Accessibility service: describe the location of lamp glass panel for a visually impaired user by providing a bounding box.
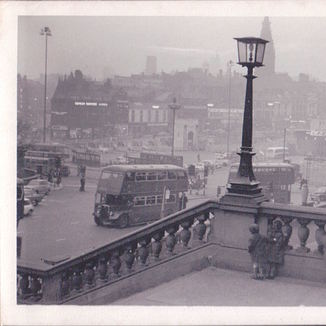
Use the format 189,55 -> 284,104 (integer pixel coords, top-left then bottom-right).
237,41 -> 247,63
255,43 -> 266,64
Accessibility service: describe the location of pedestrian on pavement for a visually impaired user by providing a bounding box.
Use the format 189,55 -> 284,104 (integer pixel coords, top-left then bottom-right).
216,185 -> 221,199
267,220 -> 284,279
248,224 -> 268,280
80,176 -> 85,192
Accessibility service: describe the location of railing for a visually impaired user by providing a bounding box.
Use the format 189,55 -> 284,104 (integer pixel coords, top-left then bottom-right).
260,202 -> 326,256
17,200 -> 219,304
17,199 -> 326,305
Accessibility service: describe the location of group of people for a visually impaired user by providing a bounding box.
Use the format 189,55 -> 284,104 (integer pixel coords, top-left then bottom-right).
47,169 -> 62,188
248,220 -> 285,280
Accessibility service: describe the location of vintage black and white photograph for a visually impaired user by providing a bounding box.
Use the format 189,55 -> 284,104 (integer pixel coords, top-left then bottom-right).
2,1 -> 326,325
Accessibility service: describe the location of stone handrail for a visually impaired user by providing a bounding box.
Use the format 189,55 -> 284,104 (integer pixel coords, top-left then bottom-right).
259,202 -> 326,256
17,200 -> 219,304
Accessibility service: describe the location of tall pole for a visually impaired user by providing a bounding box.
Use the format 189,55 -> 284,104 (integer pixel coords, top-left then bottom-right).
169,97 -> 180,157
43,33 -> 48,143
226,60 -> 233,158
40,27 -> 51,143
172,108 -> 176,156
283,128 -> 286,162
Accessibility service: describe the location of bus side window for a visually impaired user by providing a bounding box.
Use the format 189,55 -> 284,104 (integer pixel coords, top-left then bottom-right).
135,172 -> 146,181
166,194 -> 176,203
168,171 -> 177,180
158,171 -> 167,180
146,196 -> 156,205
176,171 -> 186,179
147,172 -> 157,181
126,172 -> 135,181
156,195 -> 163,204
134,196 -> 145,206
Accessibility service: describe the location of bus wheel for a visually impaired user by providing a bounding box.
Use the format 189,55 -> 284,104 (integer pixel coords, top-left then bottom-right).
119,214 -> 129,228
94,215 -> 102,226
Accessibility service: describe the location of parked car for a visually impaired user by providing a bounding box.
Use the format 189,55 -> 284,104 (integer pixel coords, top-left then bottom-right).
24,186 -> 43,206
24,198 -> 34,216
27,179 -> 51,196
99,145 -> 109,154
310,186 -> 326,203
314,201 -> 326,209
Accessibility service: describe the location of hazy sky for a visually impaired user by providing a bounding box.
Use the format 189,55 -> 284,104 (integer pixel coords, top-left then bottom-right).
18,16 -> 326,81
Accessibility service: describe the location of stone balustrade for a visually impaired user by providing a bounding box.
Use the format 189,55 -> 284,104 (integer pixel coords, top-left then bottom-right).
17,199 -> 326,305
17,200 -> 218,304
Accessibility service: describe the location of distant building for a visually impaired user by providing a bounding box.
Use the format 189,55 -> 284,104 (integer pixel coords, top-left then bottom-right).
128,102 -> 169,137
145,56 -> 157,75
50,70 -> 128,140
174,119 -> 199,151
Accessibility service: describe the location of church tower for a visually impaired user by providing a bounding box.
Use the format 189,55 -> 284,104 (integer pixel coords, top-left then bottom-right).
260,17 -> 275,76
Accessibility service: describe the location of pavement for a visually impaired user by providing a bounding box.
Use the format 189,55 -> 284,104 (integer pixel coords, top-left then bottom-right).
114,266 -> 326,306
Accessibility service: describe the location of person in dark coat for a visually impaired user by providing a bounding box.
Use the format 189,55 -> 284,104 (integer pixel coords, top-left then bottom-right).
248,224 -> 268,280
267,220 -> 284,279
80,175 -> 85,192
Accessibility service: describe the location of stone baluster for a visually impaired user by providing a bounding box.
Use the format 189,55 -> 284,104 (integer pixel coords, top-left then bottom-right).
281,216 -> 293,250
314,220 -> 326,255
138,238 -> 150,266
30,276 -> 42,301
124,244 -> 136,273
97,256 -> 108,282
180,219 -> 193,249
296,218 -> 311,253
110,250 -> 121,277
152,231 -> 164,261
19,273 -> 30,298
60,272 -> 71,298
85,262 -> 95,288
165,225 -> 178,256
72,267 -> 83,292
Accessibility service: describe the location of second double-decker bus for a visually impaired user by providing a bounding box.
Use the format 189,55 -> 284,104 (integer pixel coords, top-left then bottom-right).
93,164 -> 188,228
228,162 -> 295,204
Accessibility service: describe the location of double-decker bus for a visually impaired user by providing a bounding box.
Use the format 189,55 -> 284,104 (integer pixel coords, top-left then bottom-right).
228,162 -> 295,204
93,164 -> 188,227
24,156 -> 56,176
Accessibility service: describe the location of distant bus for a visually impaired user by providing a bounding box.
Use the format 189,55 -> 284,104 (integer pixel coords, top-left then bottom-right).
266,147 -> 289,160
30,143 -> 70,159
228,162 -> 295,204
24,156 -> 56,176
93,164 -> 188,227
72,149 -> 101,167
127,152 -> 183,167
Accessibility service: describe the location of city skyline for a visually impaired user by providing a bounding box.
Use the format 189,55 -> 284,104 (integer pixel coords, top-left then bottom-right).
18,16 -> 326,82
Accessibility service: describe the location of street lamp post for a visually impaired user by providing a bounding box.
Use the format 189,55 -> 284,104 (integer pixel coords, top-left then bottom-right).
225,37 -> 268,199
226,60 -> 234,158
169,97 -> 181,156
40,26 -> 52,143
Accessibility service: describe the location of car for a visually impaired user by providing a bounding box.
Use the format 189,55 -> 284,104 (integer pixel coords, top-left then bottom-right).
310,186 -> 326,203
314,201 -> 326,209
27,179 -> 51,196
24,198 -> 34,216
99,145 -> 109,154
24,186 -> 43,206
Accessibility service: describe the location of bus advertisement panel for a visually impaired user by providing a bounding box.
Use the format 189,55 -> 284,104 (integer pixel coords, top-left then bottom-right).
93,164 -> 188,228
228,162 -> 295,204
